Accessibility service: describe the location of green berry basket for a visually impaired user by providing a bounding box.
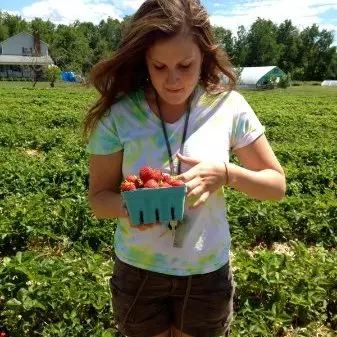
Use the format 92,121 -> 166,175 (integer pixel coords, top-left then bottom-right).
121,185 -> 187,225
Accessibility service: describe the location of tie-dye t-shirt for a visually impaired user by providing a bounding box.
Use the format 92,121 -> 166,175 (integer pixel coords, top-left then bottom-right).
86,84 -> 265,276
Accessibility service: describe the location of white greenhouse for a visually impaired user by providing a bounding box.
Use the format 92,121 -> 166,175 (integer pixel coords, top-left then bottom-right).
237,66 -> 287,88
321,80 -> 337,86
222,66 -> 287,89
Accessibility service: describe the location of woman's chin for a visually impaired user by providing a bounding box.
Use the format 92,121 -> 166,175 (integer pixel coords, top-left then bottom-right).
163,90 -> 187,104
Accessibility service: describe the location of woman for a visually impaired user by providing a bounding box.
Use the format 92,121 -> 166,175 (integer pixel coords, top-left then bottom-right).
84,0 -> 286,336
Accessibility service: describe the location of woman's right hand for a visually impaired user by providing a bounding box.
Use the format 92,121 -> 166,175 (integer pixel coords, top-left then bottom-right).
123,207 -> 161,231
131,222 -> 162,231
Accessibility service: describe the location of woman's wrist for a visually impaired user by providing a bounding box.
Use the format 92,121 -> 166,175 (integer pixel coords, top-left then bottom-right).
224,162 -> 238,188
223,162 -> 229,186
222,163 -> 285,200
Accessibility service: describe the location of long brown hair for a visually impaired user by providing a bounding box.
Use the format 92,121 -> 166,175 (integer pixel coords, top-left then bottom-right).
83,0 -> 237,139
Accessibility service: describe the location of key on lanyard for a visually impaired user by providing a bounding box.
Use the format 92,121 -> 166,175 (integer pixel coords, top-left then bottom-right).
170,220 -> 178,247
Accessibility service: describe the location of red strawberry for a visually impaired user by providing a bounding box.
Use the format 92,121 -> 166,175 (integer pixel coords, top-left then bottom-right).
144,179 -> 159,188
125,175 -> 138,183
162,174 -> 173,184
0,332 -> 7,337
139,166 -> 154,183
170,179 -> 185,186
160,182 -> 171,188
121,181 -> 136,191
150,169 -> 164,182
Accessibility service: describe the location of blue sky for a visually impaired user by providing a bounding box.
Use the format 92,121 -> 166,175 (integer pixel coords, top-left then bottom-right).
1,0 -> 337,45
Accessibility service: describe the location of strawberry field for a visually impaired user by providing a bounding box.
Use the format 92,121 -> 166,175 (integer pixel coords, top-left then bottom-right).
0,81 -> 336,337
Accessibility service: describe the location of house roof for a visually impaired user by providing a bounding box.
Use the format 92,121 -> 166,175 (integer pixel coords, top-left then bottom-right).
0,55 -> 54,65
0,31 -> 49,47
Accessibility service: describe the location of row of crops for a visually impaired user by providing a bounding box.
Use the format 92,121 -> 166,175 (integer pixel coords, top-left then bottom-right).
0,82 -> 336,336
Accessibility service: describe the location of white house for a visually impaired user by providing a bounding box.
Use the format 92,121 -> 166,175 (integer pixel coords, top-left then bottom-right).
0,31 -> 54,79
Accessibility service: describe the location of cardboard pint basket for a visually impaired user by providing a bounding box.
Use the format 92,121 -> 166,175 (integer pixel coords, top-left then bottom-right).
121,185 -> 187,225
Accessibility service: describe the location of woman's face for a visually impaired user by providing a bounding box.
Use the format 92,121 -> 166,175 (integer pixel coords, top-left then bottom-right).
146,34 -> 203,106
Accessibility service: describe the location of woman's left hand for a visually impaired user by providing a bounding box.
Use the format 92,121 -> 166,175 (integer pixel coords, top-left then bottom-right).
176,153 -> 228,209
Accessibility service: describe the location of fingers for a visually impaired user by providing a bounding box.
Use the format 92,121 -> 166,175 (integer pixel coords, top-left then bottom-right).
185,178 -> 201,197
176,153 -> 200,167
130,222 -> 162,231
185,179 -> 210,208
189,191 -> 210,209
176,167 -> 197,183
126,213 -> 162,230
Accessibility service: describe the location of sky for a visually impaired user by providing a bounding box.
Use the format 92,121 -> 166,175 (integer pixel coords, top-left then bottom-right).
1,0 -> 337,45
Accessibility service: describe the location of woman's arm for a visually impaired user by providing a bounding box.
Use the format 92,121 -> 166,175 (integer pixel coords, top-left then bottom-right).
88,151 -> 128,219
228,134 -> 286,200
176,134 -> 286,208
88,152 -> 161,230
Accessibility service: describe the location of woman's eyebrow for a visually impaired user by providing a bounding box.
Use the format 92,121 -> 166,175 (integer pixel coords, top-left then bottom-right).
150,57 -> 194,64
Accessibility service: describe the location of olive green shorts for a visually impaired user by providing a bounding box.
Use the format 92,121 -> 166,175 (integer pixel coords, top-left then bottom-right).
109,256 -> 234,337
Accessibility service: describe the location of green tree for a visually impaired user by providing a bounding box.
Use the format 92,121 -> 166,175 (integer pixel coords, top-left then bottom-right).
233,25 -> 249,67
0,24 -> 9,42
299,24 -> 336,80
98,17 -> 123,51
0,12 -> 10,41
92,38 -> 112,63
2,12 -> 28,36
50,24 -> 93,75
74,21 -> 111,65
29,18 -> 55,45
277,20 -> 300,74
246,18 -> 281,66
212,26 -> 234,58
326,53 -> 337,79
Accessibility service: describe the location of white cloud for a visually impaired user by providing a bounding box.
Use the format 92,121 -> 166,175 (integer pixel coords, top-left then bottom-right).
8,0 -> 337,44
121,0 -> 146,10
19,0 -> 143,25
210,0 -> 337,44
16,0 -> 147,25
4,10 -> 21,16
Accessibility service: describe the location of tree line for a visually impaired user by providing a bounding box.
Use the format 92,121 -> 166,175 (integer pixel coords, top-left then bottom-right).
1,11 -> 336,81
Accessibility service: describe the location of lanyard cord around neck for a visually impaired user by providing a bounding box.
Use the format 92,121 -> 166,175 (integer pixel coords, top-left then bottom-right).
155,92 -> 192,175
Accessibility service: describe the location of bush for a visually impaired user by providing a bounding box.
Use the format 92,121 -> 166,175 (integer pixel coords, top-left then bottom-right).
46,65 -> 61,88
278,74 -> 291,89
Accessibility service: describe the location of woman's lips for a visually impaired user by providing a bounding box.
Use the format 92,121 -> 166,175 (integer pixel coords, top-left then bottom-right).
166,88 -> 183,93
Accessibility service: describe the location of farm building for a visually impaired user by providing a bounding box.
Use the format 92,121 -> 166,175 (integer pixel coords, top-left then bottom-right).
0,31 -> 54,79
222,66 -> 287,88
237,66 -> 287,88
321,80 -> 337,86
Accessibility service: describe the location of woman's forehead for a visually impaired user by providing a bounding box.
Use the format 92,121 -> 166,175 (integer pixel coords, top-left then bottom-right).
147,35 -> 200,62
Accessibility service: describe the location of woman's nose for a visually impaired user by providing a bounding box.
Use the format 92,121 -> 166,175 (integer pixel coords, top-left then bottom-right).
166,70 -> 180,86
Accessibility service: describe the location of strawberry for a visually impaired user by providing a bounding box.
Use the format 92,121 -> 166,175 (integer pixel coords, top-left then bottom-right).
162,174 -> 173,184
160,182 -> 171,188
125,175 -> 138,184
121,181 -> 136,191
139,166 -> 154,183
150,169 -> 164,182
144,179 -> 159,188
0,332 -> 7,337
170,179 -> 185,186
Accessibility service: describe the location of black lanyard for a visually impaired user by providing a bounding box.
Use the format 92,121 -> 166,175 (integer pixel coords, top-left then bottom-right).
155,92 -> 192,175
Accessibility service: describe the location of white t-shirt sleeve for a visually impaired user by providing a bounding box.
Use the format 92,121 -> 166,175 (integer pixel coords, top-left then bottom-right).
85,109 -> 123,155
230,92 -> 265,151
